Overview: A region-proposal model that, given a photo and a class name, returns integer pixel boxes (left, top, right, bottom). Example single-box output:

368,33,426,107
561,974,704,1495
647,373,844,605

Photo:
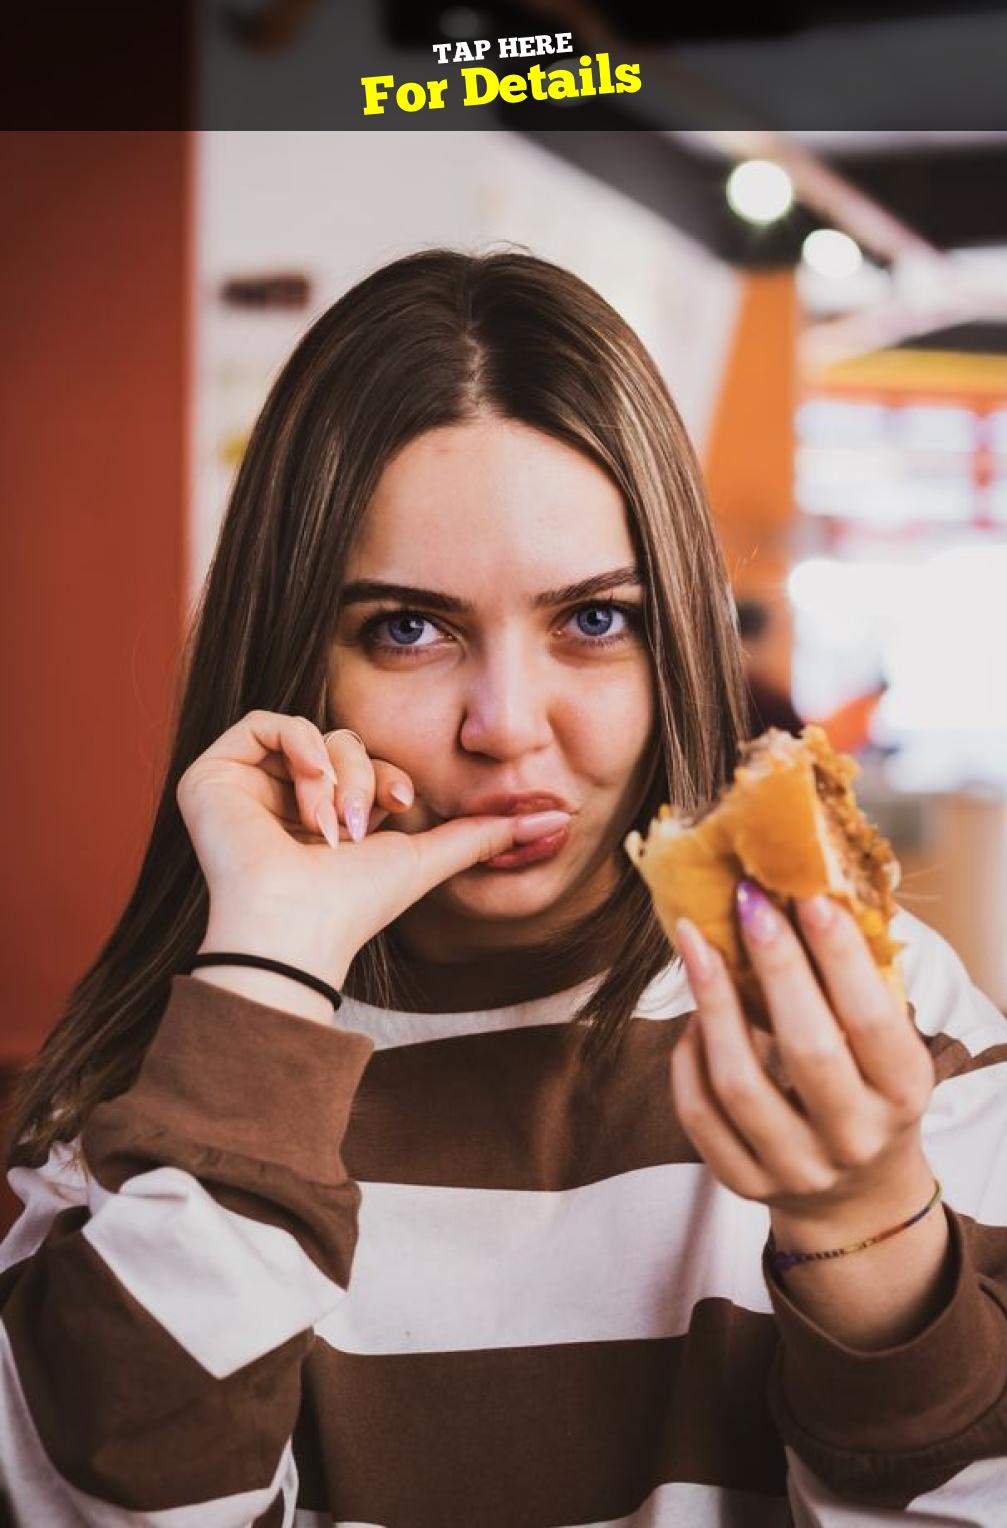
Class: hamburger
623,724,905,1030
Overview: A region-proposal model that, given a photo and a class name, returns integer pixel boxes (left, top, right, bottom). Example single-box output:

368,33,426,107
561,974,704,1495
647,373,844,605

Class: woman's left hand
670,879,937,1224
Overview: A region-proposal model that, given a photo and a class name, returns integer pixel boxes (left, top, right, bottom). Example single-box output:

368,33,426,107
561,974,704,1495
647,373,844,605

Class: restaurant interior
3,107,1006,1225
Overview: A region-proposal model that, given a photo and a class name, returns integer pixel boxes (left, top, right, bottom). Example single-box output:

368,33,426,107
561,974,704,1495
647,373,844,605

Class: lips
450,791,574,818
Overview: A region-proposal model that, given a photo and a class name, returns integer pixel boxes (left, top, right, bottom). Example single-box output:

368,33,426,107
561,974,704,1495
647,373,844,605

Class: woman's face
327,414,656,962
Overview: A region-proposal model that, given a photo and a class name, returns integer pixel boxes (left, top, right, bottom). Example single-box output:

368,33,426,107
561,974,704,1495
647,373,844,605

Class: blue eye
371,612,430,650
358,600,642,657
573,604,624,642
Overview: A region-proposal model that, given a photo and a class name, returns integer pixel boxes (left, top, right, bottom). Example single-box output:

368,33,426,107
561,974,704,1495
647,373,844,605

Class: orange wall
0,133,191,1064
703,269,798,693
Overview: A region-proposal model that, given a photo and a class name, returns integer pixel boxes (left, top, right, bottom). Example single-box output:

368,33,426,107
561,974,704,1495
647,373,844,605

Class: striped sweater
3,904,1007,1526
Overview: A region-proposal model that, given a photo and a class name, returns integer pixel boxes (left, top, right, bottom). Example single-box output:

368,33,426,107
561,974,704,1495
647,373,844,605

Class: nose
457,633,554,759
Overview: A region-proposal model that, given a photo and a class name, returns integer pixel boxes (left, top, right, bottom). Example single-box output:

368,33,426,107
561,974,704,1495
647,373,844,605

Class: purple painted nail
736,879,779,943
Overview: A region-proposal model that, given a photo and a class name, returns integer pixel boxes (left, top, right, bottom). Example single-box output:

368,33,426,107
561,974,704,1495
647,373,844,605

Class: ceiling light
802,228,863,279
725,160,794,225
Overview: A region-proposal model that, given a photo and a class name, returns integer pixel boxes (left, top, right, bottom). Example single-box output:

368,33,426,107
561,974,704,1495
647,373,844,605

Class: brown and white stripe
2,908,1007,1525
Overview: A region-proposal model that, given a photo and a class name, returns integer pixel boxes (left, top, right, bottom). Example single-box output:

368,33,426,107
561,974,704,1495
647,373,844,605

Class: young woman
3,248,1007,1527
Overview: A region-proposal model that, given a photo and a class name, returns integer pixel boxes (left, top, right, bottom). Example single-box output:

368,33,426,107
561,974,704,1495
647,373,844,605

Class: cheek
328,657,438,749
571,664,655,773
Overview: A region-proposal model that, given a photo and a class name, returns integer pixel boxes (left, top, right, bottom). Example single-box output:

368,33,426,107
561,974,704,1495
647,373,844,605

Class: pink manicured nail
511,810,571,843
316,796,340,849
390,781,414,806
675,917,717,982
345,794,368,843
736,879,779,942
802,894,835,931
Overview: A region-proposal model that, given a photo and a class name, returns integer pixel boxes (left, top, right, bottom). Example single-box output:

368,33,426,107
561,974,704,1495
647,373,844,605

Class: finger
670,1014,773,1200
201,709,337,782
286,717,344,848
320,729,414,843
322,728,371,842
238,751,335,835
372,758,414,821
404,810,572,902
258,750,408,845
314,760,409,846
676,917,828,1184
796,895,936,1118
735,880,874,1144
199,711,338,847
237,768,301,823
235,769,347,843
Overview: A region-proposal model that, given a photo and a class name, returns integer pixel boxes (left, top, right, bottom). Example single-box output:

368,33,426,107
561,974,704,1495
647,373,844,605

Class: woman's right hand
176,710,571,988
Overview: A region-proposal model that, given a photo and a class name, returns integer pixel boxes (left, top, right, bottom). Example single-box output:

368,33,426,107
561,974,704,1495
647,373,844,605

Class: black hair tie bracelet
187,952,343,1012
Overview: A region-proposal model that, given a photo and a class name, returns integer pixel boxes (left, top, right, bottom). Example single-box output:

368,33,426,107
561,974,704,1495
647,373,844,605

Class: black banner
5,0,1007,130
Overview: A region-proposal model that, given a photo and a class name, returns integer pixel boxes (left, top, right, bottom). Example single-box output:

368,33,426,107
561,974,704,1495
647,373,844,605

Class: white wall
191,129,740,603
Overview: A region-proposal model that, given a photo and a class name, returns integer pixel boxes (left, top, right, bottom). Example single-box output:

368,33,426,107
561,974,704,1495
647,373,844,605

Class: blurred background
2,119,1006,1209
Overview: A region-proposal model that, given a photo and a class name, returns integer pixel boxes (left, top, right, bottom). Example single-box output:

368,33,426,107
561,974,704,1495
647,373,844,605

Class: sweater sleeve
0,972,374,1526
762,909,1007,1522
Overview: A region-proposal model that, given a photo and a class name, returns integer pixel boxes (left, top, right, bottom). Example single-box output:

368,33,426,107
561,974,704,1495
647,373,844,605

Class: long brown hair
4,244,749,1174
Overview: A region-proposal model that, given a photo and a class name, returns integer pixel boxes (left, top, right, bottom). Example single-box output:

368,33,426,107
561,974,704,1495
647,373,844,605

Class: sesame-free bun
623,725,905,1030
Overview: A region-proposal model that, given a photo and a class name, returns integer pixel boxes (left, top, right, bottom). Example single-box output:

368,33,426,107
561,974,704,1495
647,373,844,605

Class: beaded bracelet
767,1177,943,1275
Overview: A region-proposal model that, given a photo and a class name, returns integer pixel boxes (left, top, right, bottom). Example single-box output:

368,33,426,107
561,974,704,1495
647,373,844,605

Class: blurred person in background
736,595,891,758
735,595,805,738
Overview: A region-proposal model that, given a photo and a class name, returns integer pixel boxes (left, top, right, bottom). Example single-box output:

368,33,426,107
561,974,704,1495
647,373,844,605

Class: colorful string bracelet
768,1177,943,1275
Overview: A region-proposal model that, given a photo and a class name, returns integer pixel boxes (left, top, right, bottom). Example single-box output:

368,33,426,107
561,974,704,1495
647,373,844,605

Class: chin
441,854,571,906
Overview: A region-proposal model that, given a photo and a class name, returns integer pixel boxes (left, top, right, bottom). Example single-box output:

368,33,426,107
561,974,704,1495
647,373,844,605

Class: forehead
350,418,634,576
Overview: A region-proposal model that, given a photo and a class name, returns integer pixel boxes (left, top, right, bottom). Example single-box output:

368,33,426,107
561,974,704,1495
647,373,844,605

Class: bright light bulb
725,160,794,225
802,228,863,279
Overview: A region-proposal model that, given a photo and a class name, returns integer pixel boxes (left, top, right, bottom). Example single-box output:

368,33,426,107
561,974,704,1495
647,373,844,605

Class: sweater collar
335,957,693,1050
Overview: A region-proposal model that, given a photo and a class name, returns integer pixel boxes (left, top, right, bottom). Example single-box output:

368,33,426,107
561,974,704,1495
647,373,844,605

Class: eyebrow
338,566,643,616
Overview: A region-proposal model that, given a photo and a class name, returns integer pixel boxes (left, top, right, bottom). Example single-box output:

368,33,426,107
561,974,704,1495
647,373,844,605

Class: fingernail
736,879,779,942
316,796,340,849
511,810,571,843
803,894,835,931
315,752,338,786
345,794,368,843
390,781,414,806
674,917,717,982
